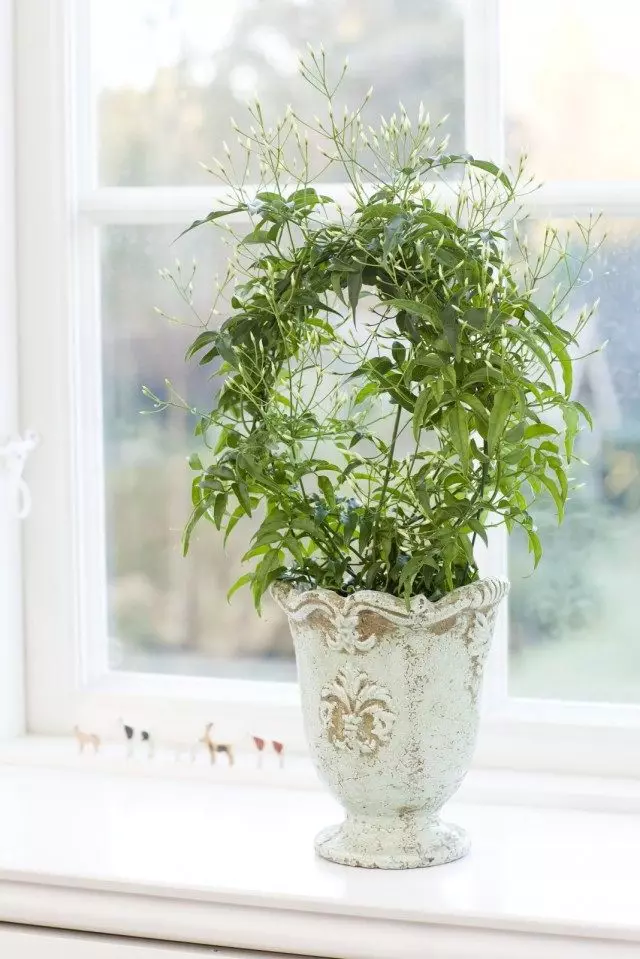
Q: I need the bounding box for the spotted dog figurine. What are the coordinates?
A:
[120,719,154,759]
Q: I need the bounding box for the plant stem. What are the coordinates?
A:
[463,439,489,582]
[370,402,403,565]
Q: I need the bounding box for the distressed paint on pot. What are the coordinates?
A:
[272,577,509,869]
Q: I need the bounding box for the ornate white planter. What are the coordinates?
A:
[273,577,509,869]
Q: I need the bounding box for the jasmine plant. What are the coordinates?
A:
[156,50,599,610]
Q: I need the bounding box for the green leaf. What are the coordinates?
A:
[317,474,335,505]
[441,305,458,352]
[463,365,503,387]
[523,423,558,440]
[347,271,363,318]
[460,392,489,427]
[213,491,228,530]
[185,330,218,360]
[415,352,443,370]
[251,549,285,612]
[538,472,565,521]
[551,463,568,503]
[412,389,432,441]
[467,517,488,547]
[227,573,253,603]
[359,202,404,222]
[237,452,265,480]
[391,340,406,366]
[447,405,470,473]
[358,513,373,555]
[182,496,213,555]
[526,527,543,566]
[462,307,488,330]
[242,544,273,561]
[398,555,426,595]
[175,206,244,241]
[243,229,275,245]
[562,404,580,461]
[288,187,323,208]
[528,301,563,339]
[573,401,593,429]
[387,298,437,320]
[233,481,253,516]
[249,531,283,552]
[306,316,336,338]
[331,272,346,304]
[466,157,512,192]
[551,338,573,398]
[255,191,284,203]
[354,382,378,404]
[223,505,245,546]
[487,389,514,456]
[188,452,203,470]
[504,422,525,444]
[216,335,237,367]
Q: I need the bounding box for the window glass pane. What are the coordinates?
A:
[101,224,295,678]
[503,0,640,179]
[509,220,640,703]
[93,0,464,186]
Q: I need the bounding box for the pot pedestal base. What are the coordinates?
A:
[314,813,470,870]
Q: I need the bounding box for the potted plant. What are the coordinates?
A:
[171,52,597,868]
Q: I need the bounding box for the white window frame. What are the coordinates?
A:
[0,0,24,741]
[9,0,640,775]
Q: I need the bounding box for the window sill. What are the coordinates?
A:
[1,736,640,814]
[0,759,639,958]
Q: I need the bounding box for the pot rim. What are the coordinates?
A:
[271,576,509,624]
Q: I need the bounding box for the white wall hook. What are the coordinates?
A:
[0,429,39,519]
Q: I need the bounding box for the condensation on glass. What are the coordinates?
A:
[508,220,640,704]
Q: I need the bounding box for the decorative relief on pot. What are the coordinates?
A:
[320,664,395,755]
[271,584,430,654]
[307,610,383,653]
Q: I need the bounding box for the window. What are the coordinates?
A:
[94,0,465,681]
[12,0,640,772]
[502,1,640,706]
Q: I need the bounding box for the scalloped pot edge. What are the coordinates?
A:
[272,577,509,869]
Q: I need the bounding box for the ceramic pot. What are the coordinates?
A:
[272,576,509,869]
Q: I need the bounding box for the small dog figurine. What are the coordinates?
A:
[120,719,154,759]
[200,723,234,767]
[73,725,100,754]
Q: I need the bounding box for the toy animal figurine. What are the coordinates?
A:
[73,725,100,754]
[140,728,154,760]
[120,719,154,759]
[272,740,285,769]
[252,735,266,768]
[200,723,234,767]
